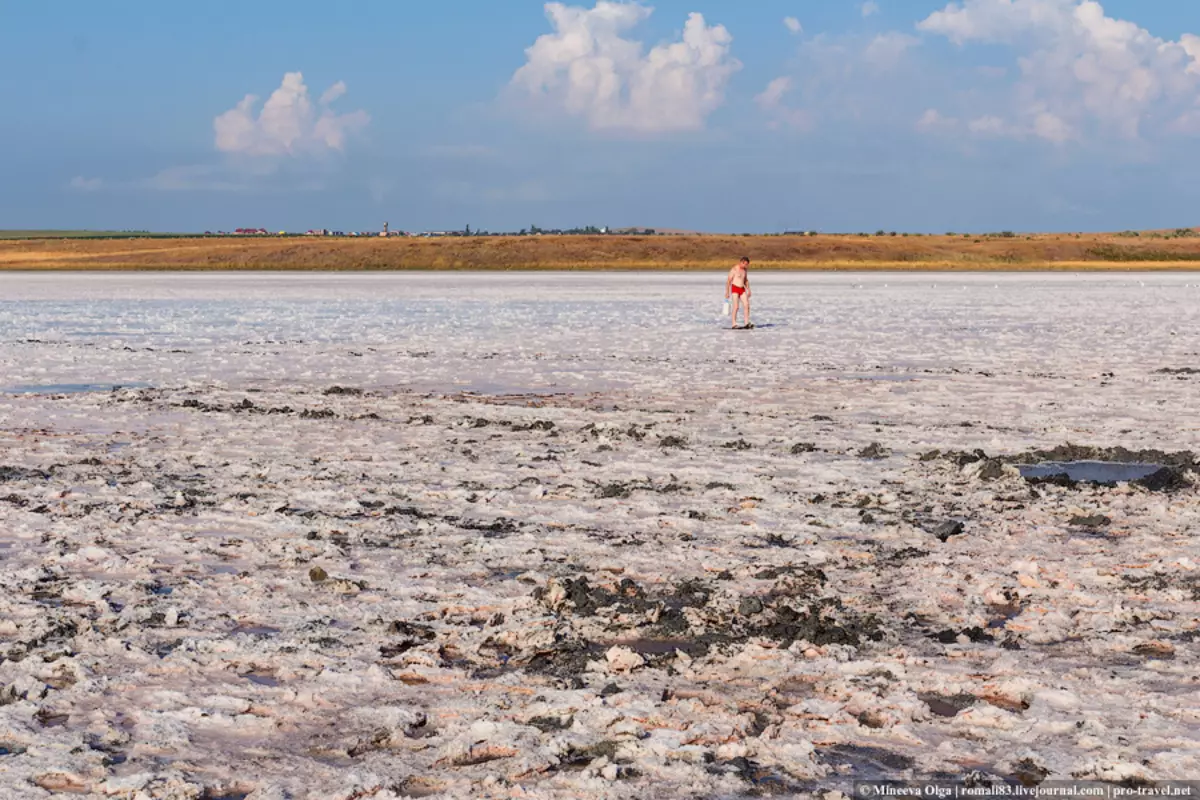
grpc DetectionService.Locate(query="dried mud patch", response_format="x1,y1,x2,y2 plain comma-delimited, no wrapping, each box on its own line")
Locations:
524,570,886,674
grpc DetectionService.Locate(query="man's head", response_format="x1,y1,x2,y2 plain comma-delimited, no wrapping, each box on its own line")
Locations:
740,257,750,265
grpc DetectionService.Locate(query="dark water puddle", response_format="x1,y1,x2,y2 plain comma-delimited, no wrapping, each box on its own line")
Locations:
0,742,28,756
35,709,70,728
987,603,1023,629
4,382,151,395
231,623,281,636
818,743,915,779
199,788,254,800
706,756,795,794
244,672,281,687
1018,461,1163,484
919,692,978,717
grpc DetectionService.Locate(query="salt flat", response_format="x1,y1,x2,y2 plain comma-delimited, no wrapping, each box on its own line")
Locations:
0,272,1197,799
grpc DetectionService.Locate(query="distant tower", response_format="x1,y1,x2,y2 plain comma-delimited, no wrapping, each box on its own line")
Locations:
382,222,389,238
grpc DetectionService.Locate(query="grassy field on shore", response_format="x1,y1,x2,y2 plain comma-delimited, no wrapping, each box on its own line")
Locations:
2,231,1200,271
0,230,186,240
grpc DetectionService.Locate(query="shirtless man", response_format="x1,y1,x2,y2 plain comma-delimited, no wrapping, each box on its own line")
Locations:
725,257,752,329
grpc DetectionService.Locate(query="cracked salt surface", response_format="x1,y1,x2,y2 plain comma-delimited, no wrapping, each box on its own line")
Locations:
0,272,1198,798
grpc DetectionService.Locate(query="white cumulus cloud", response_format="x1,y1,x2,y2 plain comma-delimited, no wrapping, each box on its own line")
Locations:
214,72,369,156
918,0,1200,141
784,17,803,35
1183,33,1200,74
861,2,881,18
510,1,741,134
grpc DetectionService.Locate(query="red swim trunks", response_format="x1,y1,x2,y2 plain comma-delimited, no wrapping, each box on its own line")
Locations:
731,285,745,295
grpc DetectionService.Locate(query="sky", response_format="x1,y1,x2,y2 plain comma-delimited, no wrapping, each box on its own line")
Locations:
2,0,1199,234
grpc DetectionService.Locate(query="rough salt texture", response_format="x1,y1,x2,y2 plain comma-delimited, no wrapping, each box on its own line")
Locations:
0,272,1197,799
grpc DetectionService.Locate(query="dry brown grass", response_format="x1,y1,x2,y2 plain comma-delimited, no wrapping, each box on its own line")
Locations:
1,232,1199,271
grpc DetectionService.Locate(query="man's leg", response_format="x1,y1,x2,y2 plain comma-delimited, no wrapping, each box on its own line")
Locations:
731,295,739,328
743,295,751,327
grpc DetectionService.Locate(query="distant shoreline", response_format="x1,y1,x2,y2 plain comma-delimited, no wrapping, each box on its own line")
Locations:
2,233,1199,271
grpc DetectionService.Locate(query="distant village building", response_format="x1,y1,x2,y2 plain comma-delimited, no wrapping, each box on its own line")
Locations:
233,228,268,235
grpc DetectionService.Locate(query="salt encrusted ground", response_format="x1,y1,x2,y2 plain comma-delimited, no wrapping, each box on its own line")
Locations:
0,273,1197,799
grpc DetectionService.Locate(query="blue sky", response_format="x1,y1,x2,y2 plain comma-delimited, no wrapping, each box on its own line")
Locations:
2,0,1199,233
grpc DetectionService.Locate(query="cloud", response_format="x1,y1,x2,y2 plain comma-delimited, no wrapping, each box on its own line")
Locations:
131,71,363,193
916,108,958,131
758,30,926,134
319,81,347,105
755,77,814,131
918,109,1077,143
1184,33,1200,75
509,1,741,134
68,176,102,192
864,32,919,68
918,0,1200,141
757,77,793,109
214,72,369,156
916,107,1077,143
142,164,256,192
138,159,331,193
967,114,1008,135
861,2,881,18
784,17,803,35
1032,109,1074,142
1172,108,1200,135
